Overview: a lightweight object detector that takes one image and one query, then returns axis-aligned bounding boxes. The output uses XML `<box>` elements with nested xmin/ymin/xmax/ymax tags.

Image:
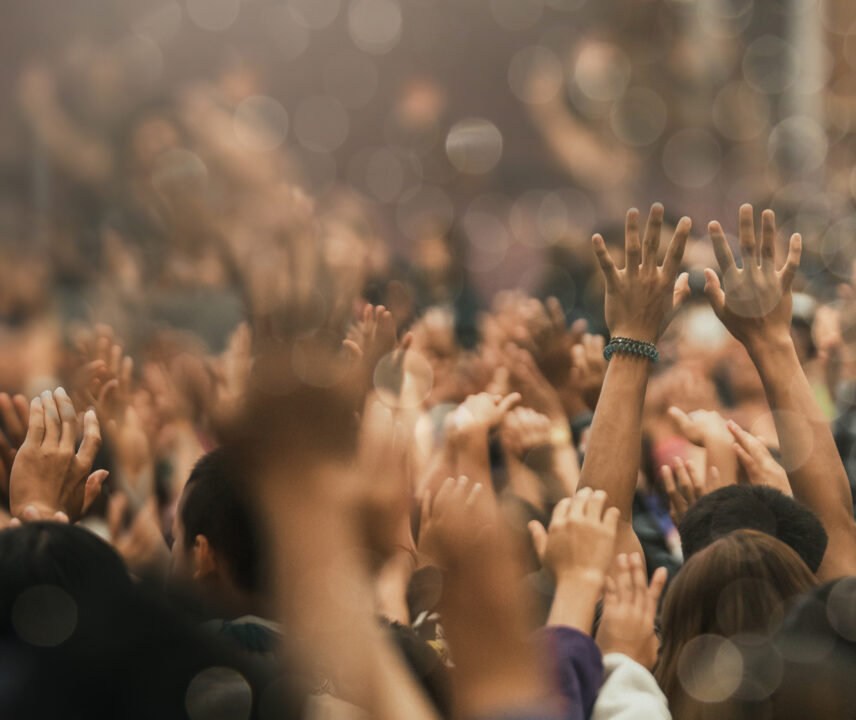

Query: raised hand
<box><xmin>500</xmin><ymin>406</ymin><xmax>552</xmax><ymax>460</ymax></box>
<box><xmin>418</xmin><ymin>475</ymin><xmax>493</xmax><ymax>571</ymax></box>
<box><xmin>529</xmin><ymin>488</ymin><xmax>619</xmax><ymax>633</ymax></box>
<box><xmin>704</xmin><ymin>204</ymin><xmax>801</xmax><ymax>350</ymax></box>
<box><xmin>529</xmin><ymin>488</ymin><xmax>619</xmax><ymax>583</ymax></box>
<box><xmin>108</xmin><ymin>494</ymin><xmax>170</xmax><ymax>578</ymax></box>
<box><xmin>593</xmin><ymin>204</ymin><xmax>691</xmax><ymax>344</ymax></box>
<box><xmin>727</xmin><ymin>420</ymin><xmax>792</xmax><ymax>495</ymax></box>
<box><xmin>9</xmin><ymin>388</ymin><xmax>107</xmax><ymax>522</ymax></box>
<box><xmin>596</xmin><ymin>553</ymin><xmax>668</xmax><ymax>670</ymax></box>
<box><xmin>667</xmin><ymin>406</ymin><xmax>738</xmax><ymax>491</ymax></box>
<box><xmin>0</xmin><ymin>392</ymin><xmax>29</xmax><ymax>496</ymax></box>
<box><xmin>569</xmin><ymin>333</ymin><xmax>607</xmax><ymax>410</ymax></box>
<box><xmin>661</xmin><ymin>457</ymin><xmax>713</xmax><ymax>524</ymax></box>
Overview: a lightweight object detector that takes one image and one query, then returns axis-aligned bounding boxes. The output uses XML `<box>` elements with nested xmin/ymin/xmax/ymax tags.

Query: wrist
<box><xmin>743</xmin><ymin>332</ymin><xmax>794</xmax><ymax>359</ymax></box>
<box><xmin>611</xmin><ymin>327</ymin><xmax>658</xmax><ymax>345</ymax></box>
<box><xmin>555</xmin><ymin>566</ymin><xmax>606</xmax><ymax>590</ymax></box>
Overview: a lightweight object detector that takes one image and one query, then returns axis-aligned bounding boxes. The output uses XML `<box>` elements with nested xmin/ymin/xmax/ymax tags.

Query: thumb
<box><xmin>528</xmin><ymin>520</ymin><xmax>548</xmax><ymax>564</ymax></box>
<box><xmin>703</xmin><ymin>269</ymin><xmax>726</xmax><ymax>316</ymax></box>
<box><xmin>82</xmin><ymin>469</ymin><xmax>109</xmax><ymax>515</ymax></box>
<box><xmin>673</xmin><ymin>272</ymin><xmax>691</xmax><ymax>310</ymax></box>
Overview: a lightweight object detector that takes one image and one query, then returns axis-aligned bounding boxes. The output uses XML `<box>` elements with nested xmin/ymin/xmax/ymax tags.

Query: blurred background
<box><xmin>1</xmin><ymin>0</ymin><xmax>856</xmax><ymax>377</ymax></box>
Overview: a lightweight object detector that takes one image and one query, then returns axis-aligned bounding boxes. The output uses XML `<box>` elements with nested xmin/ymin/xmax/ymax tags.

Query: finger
<box><xmin>433</xmin><ymin>476</ymin><xmax>457</xmax><ymax>514</ymax></box>
<box><xmin>667</xmin><ymin>406</ymin><xmax>698</xmax><ymax>444</ymax></box>
<box><xmin>625</xmin><ymin>208</ymin><xmax>641</xmax><ymax>273</ymax></box>
<box><xmin>603</xmin><ymin>506</ymin><xmax>620</xmax><ymax>535</ymax></box>
<box><xmin>727</xmin><ymin>419</ymin><xmax>764</xmax><ymax>459</ymax></box>
<box><xmin>686</xmin><ymin>460</ymin><xmax>704</xmax><ymax>503</ymax></box>
<box><xmin>53</xmin><ymin>511</ymin><xmax>70</xmax><ymax>524</ymax></box>
<box><xmin>760</xmin><ymin>209</ymin><xmax>777</xmax><ymax>269</ymax></box>
<box><xmin>465</xmin><ymin>482</ymin><xmax>484</xmax><ymax>507</ymax></box>
<box><xmin>641</xmin><ymin>203</ymin><xmax>664</xmax><ymax>270</ymax></box>
<box><xmin>674</xmin><ymin>457</ymin><xmax>694</xmax><ymax>500</ymax></box>
<box><xmin>738</xmin><ymin>203</ymin><xmax>758</xmax><ymax>268</ymax></box>
<box><xmin>82</xmin><ymin>469</ymin><xmax>109</xmax><ymax>515</ymax></box>
<box><xmin>551</xmin><ymin>497</ymin><xmax>573</xmax><ymax>527</ymax></box>
<box><xmin>496</xmin><ymin>392</ymin><xmax>521</xmax><ymax>416</ymax></box>
<box><xmin>647</xmin><ymin>566</ymin><xmax>669</xmax><ymax>615</ymax></box>
<box><xmin>528</xmin><ymin>520</ymin><xmax>548</xmax><ymax>563</ymax></box>
<box><xmin>733</xmin><ymin>443</ymin><xmax>757</xmax><ymax>476</ymax></box>
<box><xmin>585</xmin><ymin>489</ymin><xmax>608</xmax><ymax>520</ymax></box>
<box><xmin>75</xmin><ymin>409</ymin><xmax>102</xmax><ymax>470</ymax></box>
<box><xmin>26</xmin><ymin>397</ymin><xmax>45</xmax><ymax>445</ymax></box>
<box><xmin>546</xmin><ymin>296</ymin><xmax>566</xmax><ymax>333</ymax></box>
<box><xmin>342</xmin><ymin>339</ymin><xmax>364</xmax><ymax>359</ymax></box>
<box><xmin>615</xmin><ymin>553</ymin><xmax>633</xmax><ymax>603</ymax></box>
<box><xmin>592</xmin><ymin>235</ymin><xmax>619</xmax><ymax>289</ymax></box>
<box><xmin>673</xmin><ymin>272</ymin><xmax>691</xmax><ymax>312</ymax></box>
<box><xmin>703</xmin><ymin>268</ymin><xmax>726</xmax><ymax>317</ymax></box>
<box><xmin>629</xmin><ymin>552</ymin><xmax>647</xmax><ymax>609</ymax></box>
<box><xmin>569</xmin><ymin>487</ymin><xmax>593</xmax><ymax>520</ymax></box>
<box><xmin>779</xmin><ymin>233</ymin><xmax>802</xmax><ymax>292</ymax></box>
<box><xmin>662</xmin><ymin>216</ymin><xmax>692</xmax><ymax>277</ymax></box>
<box><xmin>708</xmin><ymin>220</ymin><xmax>736</xmax><ymax>275</ymax></box>
<box><xmin>40</xmin><ymin>390</ymin><xmax>62</xmax><ymax>446</ymax></box>
<box><xmin>54</xmin><ymin>387</ymin><xmax>78</xmax><ymax>454</ymax></box>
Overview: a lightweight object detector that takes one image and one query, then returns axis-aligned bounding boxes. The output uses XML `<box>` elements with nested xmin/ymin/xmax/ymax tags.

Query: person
<box><xmin>0</xmin><ymin>522</ymin><xmax>302</xmax><ymax>719</ymax></box>
<box><xmin>677</xmin><ymin>484</ymin><xmax>828</xmax><ymax>573</ymax></box>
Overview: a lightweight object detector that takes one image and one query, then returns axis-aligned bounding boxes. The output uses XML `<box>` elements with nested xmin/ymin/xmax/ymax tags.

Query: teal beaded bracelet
<box><xmin>603</xmin><ymin>337</ymin><xmax>659</xmax><ymax>363</ymax></box>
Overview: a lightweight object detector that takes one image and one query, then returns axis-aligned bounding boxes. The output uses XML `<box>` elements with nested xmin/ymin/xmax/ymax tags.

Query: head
<box><xmin>170</xmin><ymin>449</ymin><xmax>266</xmax><ymax>611</ymax></box>
<box><xmin>656</xmin><ymin>530</ymin><xmax>817</xmax><ymax>718</ymax></box>
<box><xmin>678</xmin><ymin>485</ymin><xmax>827</xmax><ymax>573</ymax></box>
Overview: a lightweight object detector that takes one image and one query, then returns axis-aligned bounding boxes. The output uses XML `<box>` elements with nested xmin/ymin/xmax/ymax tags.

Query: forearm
<box><xmin>579</xmin><ymin>355</ymin><xmax>650</xmax><ymax>518</ymax></box>
<box><xmin>748</xmin><ymin>336</ymin><xmax>856</xmax><ymax>576</ymax></box>
<box><xmin>547</xmin><ymin>570</ymin><xmax>603</xmax><ymax>634</ymax></box>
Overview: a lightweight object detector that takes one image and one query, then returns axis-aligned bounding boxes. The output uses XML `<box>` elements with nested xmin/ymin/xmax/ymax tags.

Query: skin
<box><xmin>580</xmin><ymin>203</ymin><xmax>691</xmax><ymax>568</ymax></box>
<box><xmin>704</xmin><ymin>205</ymin><xmax>856</xmax><ymax>580</ymax></box>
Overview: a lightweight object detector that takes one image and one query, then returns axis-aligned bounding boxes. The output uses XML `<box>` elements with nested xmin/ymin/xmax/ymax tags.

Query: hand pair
<box><xmin>593</xmin><ymin>203</ymin><xmax>801</xmax><ymax>350</ymax></box>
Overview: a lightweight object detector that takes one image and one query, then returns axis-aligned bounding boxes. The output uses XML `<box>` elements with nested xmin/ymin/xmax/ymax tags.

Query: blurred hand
<box><xmin>596</xmin><ymin>553</ymin><xmax>667</xmax><ymax>670</ymax></box>
<box><xmin>570</xmin><ymin>334</ymin><xmax>607</xmax><ymax>410</ymax></box>
<box><xmin>448</xmin><ymin>391</ymin><xmax>521</xmax><ymax>440</ymax></box>
<box><xmin>727</xmin><ymin>420</ymin><xmax>792</xmax><ymax>495</ymax></box>
<box><xmin>593</xmin><ymin>204</ymin><xmax>691</xmax><ymax>344</ymax></box>
<box><xmin>418</xmin><ymin>475</ymin><xmax>493</xmax><ymax>570</ymax></box>
<box><xmin>9</xmin><ymin>388</ymin><xmax>107</xmax><ymax>522</ymax></box>
<box><xmin>0</xmin><ymin>393</ymin><xmax>29</xmax><ymax>496</ymax></box>
<box><xmin>108</xmin><ymin>494</ymin><xmax>170</xmax><ymax>578</ymax></box>
<box><xmin>667</xmin><ymin>406</ymin><xmax>737</xmax><ymax>491</ymax></box>
<box><xmin>661</xmin><ymin>457</ymin><xmax>714</xmax><ymax>524</ymax></box>
<box><xmin>528</xmin><ymin>487</ymin><xmax>619</xmax><ymax>582</ymax></box>
<box><xmin>501</xmin><ymin>406</ymin><xmax>552</xmax><ymax>460</ymax></box>
<box><xmin>704</xmin><ymin>205</ymin><xmax>801</xmax><ymax>351</ymax></box>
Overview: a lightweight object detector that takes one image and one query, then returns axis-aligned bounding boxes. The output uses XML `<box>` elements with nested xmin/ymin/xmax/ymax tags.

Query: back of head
<box><xmin>181</xmin><ymin>448</ymin><xmax>267</xmax><ymax>596</ymax></box>
<box><xmin>0</xmin><ymin>522</ymin><xmax>302</xmax><ymax>719</ymax></box>
<box><xmin>768</xmin><ymin>578</ymin><xmax>856</xmax><ymax>719</ymax></box>
<box><xmin>678</xmin><ymin>485</ymin><xmax>827</xmax><ymax>573</ymax></box>
<box><xmin>656</xmin><ymin>529</ymin><xmax>817</xmax><ymax>718</ymax></box>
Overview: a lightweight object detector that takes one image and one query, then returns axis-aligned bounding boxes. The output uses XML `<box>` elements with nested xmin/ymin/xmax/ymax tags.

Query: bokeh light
<box><xmin>11</xmin><ymin>585</ymin><xmax>78</xmax><ymax>647</ymax></box>
<box><xmin>185</xmin><ymin>667</ymin><xmax>253</xmax><ymax>720</ymax></box>
<box><xmin>445</xmin><ymin>118</ymin><xmax>504</xmax><ymax>175</ymax></box>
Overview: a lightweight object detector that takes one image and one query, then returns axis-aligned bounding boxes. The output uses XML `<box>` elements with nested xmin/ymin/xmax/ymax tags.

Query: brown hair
<box><xmin>655</xmin><ymin>529</ymin><xmax>817</xmax><ymax>719</ymax></box>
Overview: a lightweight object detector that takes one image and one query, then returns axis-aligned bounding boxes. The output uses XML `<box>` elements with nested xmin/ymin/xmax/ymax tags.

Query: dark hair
<box><xmin>656</xmin><ymin>530</ymin><xmax>816</xmax><ymax>719</ymax></box>
<box><xmin>0</xmin><ymin>523</ymin><xmax>301</xmax><ymax>719</ymax></box>
<box><xmin>769</xmin><ymin>578</ymin><xmax>856</xmax><ymax>719</ymax></box>
<box><xmin>678</xmin><ymin>485</ymin><xmax>828</xmax><ymax>573</ymax></box>
<box><xmin>181</xmin><ymin>448</ymin><xmax>265</xmax><ymax>594</ymax></box>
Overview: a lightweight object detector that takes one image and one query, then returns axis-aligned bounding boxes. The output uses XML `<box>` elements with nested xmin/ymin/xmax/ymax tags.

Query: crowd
<box><xmin>3</xmin><ymin>8</ymin><xmax>856</xmax><ymax>717</ymax></box>
<box><xmin>2</xmin><ymin>189</ymin><xmax>856</xmax><ymax>720</ymax></box>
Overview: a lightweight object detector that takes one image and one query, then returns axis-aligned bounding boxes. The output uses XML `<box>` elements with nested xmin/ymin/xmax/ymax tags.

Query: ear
<box><xmin>192</xmin><ymin>535</ymin><xmax>217</xmax><ymax>581</ymax></box>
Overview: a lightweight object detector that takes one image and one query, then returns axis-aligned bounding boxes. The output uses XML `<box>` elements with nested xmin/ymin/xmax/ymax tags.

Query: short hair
<box><xmin>181</xmin><ymin>449</ymin><xmax>265</xmax><ymax>594</ymax></box>
<box><xmin>678</xmin><ymin>485</ymin><xmax>828</xmax><ymax>573</ymax></box>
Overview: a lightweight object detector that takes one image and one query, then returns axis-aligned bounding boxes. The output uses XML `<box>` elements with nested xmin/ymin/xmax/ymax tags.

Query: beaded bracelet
<box><xmin>603</xmin><ymin>336</ymin><xmax>659</xmax><ymax>364</ymax></box>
